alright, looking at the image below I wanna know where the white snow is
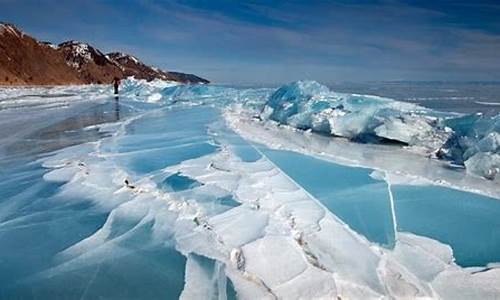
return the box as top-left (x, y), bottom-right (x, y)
top-left (0, 23), bottom-right (22, 37)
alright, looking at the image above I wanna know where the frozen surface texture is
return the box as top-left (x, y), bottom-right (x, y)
top-left (260, 81), bottom-right (500, 181)
top-left (448, 115), bottom-right (500, 181)
top-left (263, 81), bottom-right (450, 148)
top-left (1, 79), bottom-right (499, 299)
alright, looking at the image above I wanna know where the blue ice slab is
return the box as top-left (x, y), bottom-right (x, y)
top-left (226, 277), bottom-right (238, 300)
top-left (1, 101), bottom-right (129, 163)
top-left (232, 144), bottom-right (261, 162)
top-left (161, 172), bottom-right (203, 192)
top-left (393, 185), bottom-right (500, 267)
top-left (192, 194), bottom-right (241, 217)
top-left (123, 143), bottom-right (217, 174)
top-left (209, 120), bottom-right (262, 162)
top-left (111, 107), bottom-right (219, 174)
top-left (217, 195), bottom-right (240, 208)
top-left (2, 246), bottom-right (186, 300)
top-left (0, 163), bottom-right (47, 201)
top-left (0, 200), bottom-right (107, 290)
top-left (260, 148), bottom-right (396, 247)
top-left (187, 254), bottom-right (238, 300)
top-left (0, 176), bottom-right (187, 300)
top-left (158, 170), bottom-right (240, 215)
top-left (124, 106), bottom-right (217, 135)
top-left (0, 97), bottom-right (195, 299)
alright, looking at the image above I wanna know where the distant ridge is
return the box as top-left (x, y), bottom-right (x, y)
top-left (0, 22), bottom-right (209, 85)
top-left (106, 52), bottom-right (207, 83)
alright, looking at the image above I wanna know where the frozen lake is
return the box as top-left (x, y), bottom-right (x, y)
top-left (260, 149), bottom-right (500, 267)
top-left (1, 80), bottom-right (499, 299)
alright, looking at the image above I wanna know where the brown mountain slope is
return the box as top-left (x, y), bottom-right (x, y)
top-left (107, 52), bottom-right (209, 84)
top-left (0, 22), bottom-right (209, 85)
top-left (0, 23), bottom-right (84, 85)
top-left (58, 41), bottom-right (123, 84)
top-left (107, 52), bottom-right (171, 81)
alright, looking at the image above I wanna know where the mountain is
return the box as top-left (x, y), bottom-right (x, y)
top-left (165, 71), bottom-right (210, 84)
top-left (0, 23), bottom-right (83, 85)
top-left (57, 41), bottom-right (123, 84)
top-left (0, 22), bottom-right (209, 85)
top-left (106, 52), bottom-right (208, 84)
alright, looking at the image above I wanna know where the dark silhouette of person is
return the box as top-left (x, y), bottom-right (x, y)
top-left (112, 77), bottom-right (121, 120)
top-left (113, 77), bottom-right (121, 95)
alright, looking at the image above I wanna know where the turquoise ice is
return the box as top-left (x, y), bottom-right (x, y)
top-left (1, 79), bottom-right (499, 299)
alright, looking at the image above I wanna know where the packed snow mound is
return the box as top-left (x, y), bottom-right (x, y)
top-left (261, 81), bottom-right (450, 148)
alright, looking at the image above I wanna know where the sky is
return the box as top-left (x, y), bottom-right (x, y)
top-left (2, 0), bottom-right (500, 85)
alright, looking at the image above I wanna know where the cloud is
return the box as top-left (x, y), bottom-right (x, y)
top-left (3, 0), bottom-right (500, 83)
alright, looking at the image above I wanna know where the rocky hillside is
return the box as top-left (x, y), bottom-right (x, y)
top-left (0, 22), bottom-right (209, 85)
top-left (106, 52), bottom-right (207, 83)
top-left (57, 41), bottom-right (124, 84)
top-left (0, 24), bottom-right (83, 85)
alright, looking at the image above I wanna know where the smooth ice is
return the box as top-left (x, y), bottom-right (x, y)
top-left (393, 185), bottom-right (500, 267)
top-left (259, 148), bottom-right (396, 247)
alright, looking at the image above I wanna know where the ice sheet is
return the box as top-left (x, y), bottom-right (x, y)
top-left (2, 79), bottom-right (500, 299)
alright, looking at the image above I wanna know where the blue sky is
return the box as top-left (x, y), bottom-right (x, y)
top-left (2, 0), bottom-right (500, 84)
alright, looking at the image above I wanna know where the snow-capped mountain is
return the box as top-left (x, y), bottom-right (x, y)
top-left (57, 40), bottom-right (123, 84)
top-left (58, 41), bottom-right (117, 69)
top-left (0, 22), bottom-right (209, 85)
top-left (0, 23), bottom-right (83, 85)
top-left (107, 52), bottom-right (209, 83)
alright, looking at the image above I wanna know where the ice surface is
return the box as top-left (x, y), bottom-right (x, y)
top-left (181, 254), bottom-right (235, 300)
top-left (257, 80), bottom-right (500, 180)
top-left (226, 109), bottom-right (500, 199)
top-left (260, 148), bottom-right (395, 247)
top-left (119, 77), bottom-right (179, 103)
top-left (2, 78), bottom-right (500, 299)
top-left (392, 185), bottom-right (500, 267)
top-left (165, 143), bottom-right (500, 299)
top-left (465, 152), bottom-right (500, 181)
top-left (443, 113), bottom-right (500, 180)
top-left (262, 81), bottom-right (451, 149)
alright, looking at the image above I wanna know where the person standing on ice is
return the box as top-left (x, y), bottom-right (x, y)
top-left (113, 77), bottom-right (121, 95)
top-left (112, 77), bottom-right (121, 120)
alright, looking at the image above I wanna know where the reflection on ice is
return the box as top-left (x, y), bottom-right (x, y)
top-left (111, 107), bottom-right (218, 174)
top-left (1, 101), bottom-right (130, 165)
